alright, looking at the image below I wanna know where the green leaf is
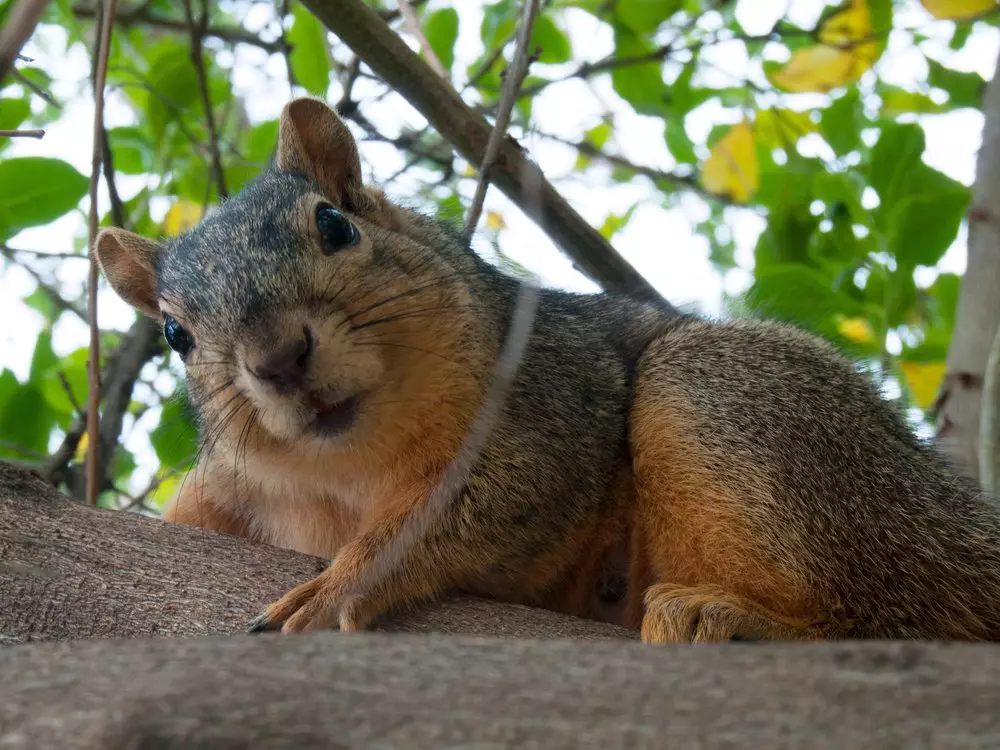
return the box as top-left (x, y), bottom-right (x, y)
top-left (927, 58), bottom-right (985, 110)
top-left (0, 370), bottom-right (57, 458)
top-left (869, 123), bottom-right (970, 267)
top-left (665, 117), bottom-right (696, 164)
top-left (530, 14), bottom-right (572, 64)
top-left (0, 96), bottom-right (31, 151)
top-left (244, 119), bottom-right (279, 164)
top-left (22, 287), bottom-right (60, 323)
top-left (288, 3), bottom-right (330, 95)
top-left (878, 86), bottom-right (944, 117)
top-left (150, 393), bottom-right (198, 469)
top-left (0, 157), bottom-right (88, 241)
top-left (481, 0), bottom-right (517, 48)
top-left (611, 25), bottom-right (666, 117)
top-left (742, 264), bottom-right (867, 348)
top-left (144, 40), bottom-right (200, 142)
top-left (108, 126), bottom-right (155, 175)
top-left (29, 330), bottom-right (58, 382)
top-left (614, 0), bottom-right (682, 34)
top-left (820, 88), bottom-right (864, 155)
top-left (423, 7), bottom-right (459, 72)
top-left (40, 346), bottom-right (89, 422)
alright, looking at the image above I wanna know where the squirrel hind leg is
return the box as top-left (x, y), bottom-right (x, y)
top-left (640, 583), bottom-right (827, 643)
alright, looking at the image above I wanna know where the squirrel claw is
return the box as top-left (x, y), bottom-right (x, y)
top-left (247, 611), bottom-right (278, 633)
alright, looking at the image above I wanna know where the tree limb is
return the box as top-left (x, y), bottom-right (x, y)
top-left (2, 459), bottom-right (1000, 747)
top-left (300, 0), bottom-right (665, 302)
top-left (465, 0), bottom-right (540, 239)
top-left (85, 0), bottom-right (116, 506)
top-left (0, 460), bottom-right (632, 643)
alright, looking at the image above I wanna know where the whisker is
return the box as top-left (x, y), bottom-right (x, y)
top-left (352, 339), bottom-right (467, 367)
top-left (348, 304), bottom-right (487, 333)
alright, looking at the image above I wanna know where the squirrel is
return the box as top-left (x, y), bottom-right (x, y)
top-left (94, 96), bottom-right (1000, 642)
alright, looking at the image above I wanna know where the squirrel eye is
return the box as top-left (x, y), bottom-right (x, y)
top-left (163, 313), bottom-right (195, 358)
top-left (315, 203), bottom-right (359, 255)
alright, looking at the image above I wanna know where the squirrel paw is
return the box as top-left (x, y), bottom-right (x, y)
top-left (247, 570), bottom-right (372, 635)
top-left (640, 583), bottom-right (807, 644)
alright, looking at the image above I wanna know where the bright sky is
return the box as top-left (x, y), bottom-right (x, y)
top-left (1, 0), bottom-right (998, 491)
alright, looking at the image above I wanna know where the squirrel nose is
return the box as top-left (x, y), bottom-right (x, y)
top-left (250, 327), bottom-right (314, 393)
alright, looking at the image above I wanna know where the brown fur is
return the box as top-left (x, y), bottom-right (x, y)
top-left (96, 96), bottom-right (1000, 643)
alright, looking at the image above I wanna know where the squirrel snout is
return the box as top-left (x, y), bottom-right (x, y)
top-left (248, 327), bottom-right (314, 394)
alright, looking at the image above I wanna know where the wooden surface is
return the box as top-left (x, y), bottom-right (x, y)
top-left (5, 460), bottom-right (1000, 748)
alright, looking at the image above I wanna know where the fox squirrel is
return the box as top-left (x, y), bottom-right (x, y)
top-left (95, 97), bottom-right (1000, 642)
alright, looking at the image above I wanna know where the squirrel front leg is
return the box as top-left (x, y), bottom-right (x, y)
top-left (248, 478), bottom-right (460, 634)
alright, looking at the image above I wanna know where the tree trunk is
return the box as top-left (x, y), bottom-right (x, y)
top-left (937, 47), bottom-right (1000, 482)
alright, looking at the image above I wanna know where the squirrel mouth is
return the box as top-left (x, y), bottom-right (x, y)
top-left (308, 394), bottom-right (361, 436)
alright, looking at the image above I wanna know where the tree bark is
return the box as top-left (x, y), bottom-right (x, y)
top-left (0, 460), bottom-right (632, 643)
top-left (5, 462), bottom-right (1000, 747)
top-left (937, 47), bottom-right (1000, 483)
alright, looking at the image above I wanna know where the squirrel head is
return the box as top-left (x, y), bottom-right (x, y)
top-left (95, 98), bottom-right (492, 471)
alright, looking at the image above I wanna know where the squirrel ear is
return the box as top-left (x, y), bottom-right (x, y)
top-left (275, 97), bottom-right (365, 211)
top-left (94, 228), bottom-right (164, 318)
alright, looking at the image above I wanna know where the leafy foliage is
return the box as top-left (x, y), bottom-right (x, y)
top-left (0, 0), bottom-right (996, 508)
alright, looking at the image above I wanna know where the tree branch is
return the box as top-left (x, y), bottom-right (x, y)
top-left (0, 0), bottom-right (49, 85)
top-left (71, 2), bottom-right (287, 53)
top-left (181, 0), bottom-right (228, 200)
top-left (0, 245), bottom-right (87, 321)
top-left (300, 0), bottom-right (666, 303)
top-left (465, 0), bottom-right (540, 238)
top-left (0, 128), bottom-right (43, 137)
top-left (396, 0), bottom-right (447, 79)
top-left (44, 317), bottom-right (164, 497)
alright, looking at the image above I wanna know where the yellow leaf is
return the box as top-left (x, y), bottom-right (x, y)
top-left (900, 361), bottom-right (947, 410)
top-left (754, 108), bottom-right (818, 149)
top-left (74, 432), bottom-right (88, 464)
top-left (162, 200), bottom-right (204, 236)
top-left (461, 164), bottom-right (477, 178)
top-left (836, 316), bottom-right (876, 345)
top-left (771, 0), bottom-right (879, 94)
top-left (701, 121), bottom-right (759, 203)
top-left (485, 210), bottom-right (506, 231)
top-left (921, 0), bottom-right (996, 20)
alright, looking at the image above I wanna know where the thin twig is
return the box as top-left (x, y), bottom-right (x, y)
top-left (11, 68), bottom-right (60, 107)
top-left (71, 3), bottom-right (287, 53)
top-left (0, 245), bottom-right (87, 320)
top-left (100, 125), bottom-right (126, 227)
top-left (0, 128), bottom-right (43, 137)
top-left (464, 0), bottom-right (541, 239)
top-left (182, 0), bottom-right (228, 200)
top-left (0, 0), bottom-right (50, 84)
top-left (334, 57), bottom-right (362, 115)
top-left (396, 0), bottom-right (447, 79)
top-left (58, 371), bottom-right (85, 417)
top-left (86, 0), bottom-right (117, 506)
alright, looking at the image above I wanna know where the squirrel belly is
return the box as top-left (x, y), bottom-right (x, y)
top-left (95, 96), bottom-right (1000, 641)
